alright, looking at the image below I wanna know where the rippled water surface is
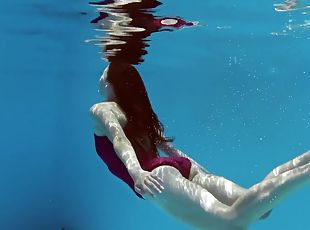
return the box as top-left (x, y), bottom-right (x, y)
top-left (0, 0), bottom-right (309, 230)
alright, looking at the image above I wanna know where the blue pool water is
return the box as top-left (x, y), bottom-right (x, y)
top-left (0, 0), bottom-right (309, 229)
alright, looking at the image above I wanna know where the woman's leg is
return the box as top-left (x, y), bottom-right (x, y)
top-left (231, 161), bottom-right (310, 226)
top-left (263, 150), bottom-right (310, 180)
top-left (145, 162), bottom-right (310, 229)
top-left (143, 165), bottom-right (245, 230)
top-left (188, 150), bottom-right (310, 203)
top-left (250, 150), bottom-right (310, 220)
top-left (189, 164), bottom-right (246, 206)
top-left (185, 150), bottom-right (310, 221)
top-left (190, 165), bottom-right (274, 220)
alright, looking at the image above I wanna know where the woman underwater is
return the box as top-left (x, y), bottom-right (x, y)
top-left (89, 1), bottom-right (310, 229)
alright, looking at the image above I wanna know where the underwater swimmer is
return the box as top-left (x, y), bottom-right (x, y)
top-left (90, 63), bottom-right (310, 230)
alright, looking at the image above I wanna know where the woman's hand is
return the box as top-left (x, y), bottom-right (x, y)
top-left (132, 170), bottom-right (164, 197)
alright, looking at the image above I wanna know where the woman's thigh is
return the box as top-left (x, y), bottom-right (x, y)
top-left (191, 172), bottom-right (247, 205)
top-left (188, 164), bottom-right (247, 205)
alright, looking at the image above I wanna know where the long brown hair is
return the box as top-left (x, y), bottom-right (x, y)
top-left (106, 61), bottom-right (172, 158)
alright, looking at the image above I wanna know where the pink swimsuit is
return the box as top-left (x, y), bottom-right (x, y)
top-left (94, 135), bottom-right (192, 199)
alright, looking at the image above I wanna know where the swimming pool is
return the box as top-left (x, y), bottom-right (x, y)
top-left (0, 0), bottom-right (309, 229)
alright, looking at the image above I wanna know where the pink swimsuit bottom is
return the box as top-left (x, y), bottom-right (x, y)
top-left (94, 135), bottom-right (192, 199)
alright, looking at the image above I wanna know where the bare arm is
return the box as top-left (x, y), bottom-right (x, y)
top-left (90, 102), bottom-right (164, 196)
top-left (92, 107), bottom-right (142, 176)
